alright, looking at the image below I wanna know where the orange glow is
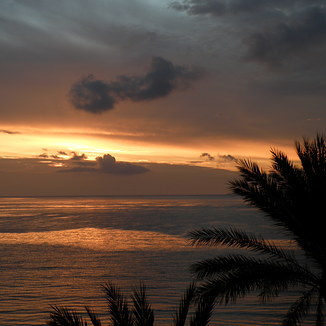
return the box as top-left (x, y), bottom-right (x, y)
top-left (0, 227), bottom-right (188, 251)
top-left (0, 227), bottom-right (296, 251)
top-left (0, 124), bottom-right (298, 171)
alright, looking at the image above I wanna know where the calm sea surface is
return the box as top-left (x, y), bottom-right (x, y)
top-left (0, 195), bottom-right (308, 325)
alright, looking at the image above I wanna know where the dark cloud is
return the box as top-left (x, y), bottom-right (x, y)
top-left (200, 153), bottom-right (237, 163)
top-left (96, 154), bottom-right (149, 175)
top-left (0, 129), bottom-right (20, 134)
top-left (38, 150), bottom-right (78, 161)
top-left (70, 152), bottom-right (88, 161)
top-left (112, 56), bottom-right (201, 100)
top-left (171, 1), bottom-right (326, 68)
top-left (37, 151), bottom-right (84, 165)
top-left (69, 57), bottom-right (202, 113)
top-left (218, 154), bottom-right (237, 162)
top-left (60, 153), bottom-right (149, 175)
top-left (245, 7), bottom-right (326, 67)
top-left (69, 76), bottom-right (116, 114)
top-left (200, 152), bottom-right (215, 161)
top-left (64, 152), bottom-right (95, 171)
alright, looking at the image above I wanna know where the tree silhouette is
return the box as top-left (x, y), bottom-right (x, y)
top-left (47, 281), bottom-right (215, 326)
top-left (189, 135), bottom-right (326, 326)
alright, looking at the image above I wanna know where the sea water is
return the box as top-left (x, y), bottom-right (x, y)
top-left (0, 195), bottom-right (306, 325)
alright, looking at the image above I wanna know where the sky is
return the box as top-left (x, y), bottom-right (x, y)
top-left (0, 0), bottom-right (325, 196)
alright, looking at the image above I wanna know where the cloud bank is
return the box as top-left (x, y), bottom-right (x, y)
top-left (245, 7), bottom-right (326, 67)
top-left (96, 154), bottom-right (149, 174)
top-left (69, 56), bottom-right (202, 113)
top-left (61, 153), bottom-right (149, 175)
top-left (171, 0), bottom-right (326, 68)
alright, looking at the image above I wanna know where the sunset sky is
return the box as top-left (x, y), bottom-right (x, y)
top-left (1, 0), bottom-right (325, 196)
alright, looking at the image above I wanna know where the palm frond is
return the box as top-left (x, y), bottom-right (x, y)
top-left (189, 295), bottom-right (215, 326)
top-left (189, 135), bottom-right (326, 325)
top-left (85, 306), bottom-right (102, 326)
top-left (296, 134), bottom-right (326, 183)
top-left (191, 255), bottom-right (260, 279)
top-left (231, 159), bottom-right (284, 199)
top-left (196, 259), bottom-right (317, 305)
top-left (173, 281), bottom-right (196, 326)
top-left (270, 149), bottom-right (306, 191)
top-left (230, 161), bottom-right (326, 269)
top-left (188, 227), bottom-right (295, 262)
top-left (48, 305), bottom-right (88, 326)
top-left (190, 254), bottom-right (309, 282)
top-left (235, 159), bottom-right (265, 182)
top-left (103, 282), bottom-right (133, 326)
top-left (282, 287), bottom-right (317, 326)
top-left (228, 157), bottom-right (317, 252)
top-left (229, 160), bottom-right (299, 234)
top-left (132, 283), bottom-right (154, 326)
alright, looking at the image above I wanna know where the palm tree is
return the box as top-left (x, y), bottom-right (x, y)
top-left (47, 281), bottom-right (215, 326)
top-left (189, 135), bottom-right (326, 326)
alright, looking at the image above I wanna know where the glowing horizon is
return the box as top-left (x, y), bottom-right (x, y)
top-left (0, 123), bottom-right (298, 173)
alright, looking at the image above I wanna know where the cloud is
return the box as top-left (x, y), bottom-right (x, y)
top-left (171, 1), bottom-right (326, 68)
top-left (69, 76), bottom-right (116, 114)
top-left (170, 0), bottom-right (297, 16)
top-left (200, 153), bottom-right (237, 163)
top-left (60, 153), bottom-right (149, 175)
top-left (200, 152), bottom-right (215, 161)
top-left (170, 0), bottom-right (226, 16)
top-left (69, 56), bottom-right (202, 113)
top-left (170, 0), bottom-right (324, 17)
top-left (38, 150), bottom-right (88, 162)
top-left (70, 152), bottom-right (88, 161)
top-left (0, 129), bottom-right (20, 135)
top-left (245, 7), bottom-right (326, 67)
top-left (96, 154), bottom-right (149, 175)
top-left (218, 154), bottom-right (237, 162)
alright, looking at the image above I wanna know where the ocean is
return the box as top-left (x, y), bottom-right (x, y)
top-left (0, 195), bottom-right (305, 325)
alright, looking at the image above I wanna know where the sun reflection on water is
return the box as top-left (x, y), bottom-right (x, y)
top-left (0, 227), bottom-right (296, 252)
top-left (0, 227), bottom-right (189, 251)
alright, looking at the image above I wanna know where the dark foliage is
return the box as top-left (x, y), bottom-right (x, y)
top-left (190, 135), bottom-right (326, 326)
top-left (47, 281), bottom-right (213, 326)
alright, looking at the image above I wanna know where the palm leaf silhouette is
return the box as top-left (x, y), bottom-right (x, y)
top-left (103, 282), bottom-right (133, 326)
top-left (132, 283), bottom-right (154, 326)
top-left (48, 281), bottom-right (215, 326)
top-left (85, 306), bottom-right (102, 326)
top-left (189, 135), bottom-right (326, 325)
top-left (47, 305), bottom-right (88, 326)
top-left (173, 281), bottom-right (196, 326)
